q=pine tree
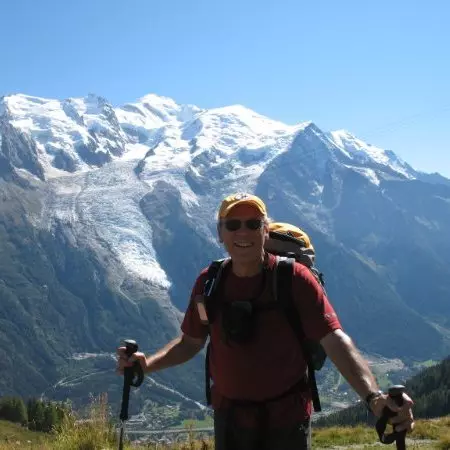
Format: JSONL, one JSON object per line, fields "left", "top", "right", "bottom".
{"left": 0, "top": 397, "right": 27, "bottom": 424}
{"left": 42, "top": 402, "right": 58, "bottom": 432}
{"left": 27, "top": 398, "right": 45, "bottom": 431}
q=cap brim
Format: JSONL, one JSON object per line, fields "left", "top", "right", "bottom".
{"left": 220, "top": 200, "right": 266, "bottom": 218}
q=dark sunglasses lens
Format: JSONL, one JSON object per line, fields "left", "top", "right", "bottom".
{"left": 246, "top": 219, "right": 262, "bottom": 230}
{"left": 225, "top": 219, "right": 242, "bottom": 231}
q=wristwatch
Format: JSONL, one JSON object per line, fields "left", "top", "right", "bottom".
{"left": 365, "top": 390, "right": 383, "bottom": 411}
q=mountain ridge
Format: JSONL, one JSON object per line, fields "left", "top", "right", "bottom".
{"left": 3, "top": 92, "right": 444, "bottom": 183}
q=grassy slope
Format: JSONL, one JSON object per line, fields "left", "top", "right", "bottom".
{"left": 0, "top": 420, "right": 48, "bottom": 446}
{"left": 1, "top": 416, "right": 449, "bottom": 449}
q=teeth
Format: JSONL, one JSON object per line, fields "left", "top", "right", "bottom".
{"left": 234, "top": 242, "right": 252, "bottom": 247}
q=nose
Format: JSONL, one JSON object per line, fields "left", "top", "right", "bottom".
{"left": 235, "top": 226, "right": 252, "bottom": 236}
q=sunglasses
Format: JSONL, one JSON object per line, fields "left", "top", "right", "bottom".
{"left": 222, "top": 218, "right": 264, "bottom": 232}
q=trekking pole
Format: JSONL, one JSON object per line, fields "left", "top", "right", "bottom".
{"left": 118, "top": 339, "right": 144, "bottom": 450}
{"left": 375, "top": 385, "right": 407, "bottom": 450}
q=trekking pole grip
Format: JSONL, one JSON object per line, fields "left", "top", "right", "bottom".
{"left": 389, "top": 385, "right": 407, "bottom": 450}
{"left": 124, "top": 339, "right": 139, "bottom": 357}
{"left": 119, "top": 339, "right": 144, "bottom": 421}
{"left": 375, "top": 385, "right": 407, "bottom": 450}
{"left": 123, "top": 339, "right": 145, "bottom": 387}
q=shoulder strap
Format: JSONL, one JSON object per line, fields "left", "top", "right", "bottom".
{"left": 204, "top": 258, "right": 229, "bottom": 297}
{"left": 274, "top": 256, "right": 322, "bottom": 412}
{"left": 203, "top": 258, "right": 230, "bottom": 323}
{"left": 274, "top": 257, "right": 301, "bottom": 322}
{"left": 203, "top": 258, "right": 229, "bottom": 406}
{"left": 205, "top": 343, "right": 212, "bottom": 405}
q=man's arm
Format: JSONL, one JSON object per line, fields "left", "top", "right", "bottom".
{"left": 117, "top": 333, "right": 207, "bottom": 374}
{"left": 320, "top": 328, "right": 379, "bottom": 399}
{"left": 321, "top": 329, "right": 415, "bottom": 432}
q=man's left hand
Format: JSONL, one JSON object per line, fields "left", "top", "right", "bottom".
{"left": 370, "top": 392, "right": 415, "bottom": 433}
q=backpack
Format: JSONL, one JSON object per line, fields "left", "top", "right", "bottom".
{"left": 266, "top": 222, "right": 325, "bottom": 288}
{"left": 201, "top": 222, "right": 327, "bottom": 412}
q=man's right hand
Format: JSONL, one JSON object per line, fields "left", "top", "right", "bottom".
{"left": 115, "top": 333, "right": 206, "bottom": 376}
{"left": 116, "top": 347, "right": 148, "bottom": 375}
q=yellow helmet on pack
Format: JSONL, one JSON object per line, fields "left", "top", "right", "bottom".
{"left": 268, "top": 222, "right": 314, "bottom": 251}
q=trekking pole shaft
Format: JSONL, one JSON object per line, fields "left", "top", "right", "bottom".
{"left": 118, "top": 375, "right": 131, "bottom": 450}
{"left": 118, "top": 423, "right": 125, "bottom": 450}
{"left": 120, "top": 368, "right": 133, "bottom": 421}
{"left": 117, "top": 339, "right": 141, "bottom": 450}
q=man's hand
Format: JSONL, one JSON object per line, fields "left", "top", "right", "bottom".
{"left": 370, "top": 392, "right": 415, "bottom": 433}
{"left": 116, "top": 348, "right": 147, "bottom": 374}
{"left": 115, "top": 333, "right": 206, "bottom": 376}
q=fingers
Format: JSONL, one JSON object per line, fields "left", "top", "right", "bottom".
{"left": 385, "top": 392, "right": 414, "bottom": 414}
{"left": 401, "top": 392, "right": 414, "bottom": 408}
{"left": 115, "top": 347, "right": 134, "bottom": 375}
{"left": 394, "top": 419, "right": 415, "bottom": 433}
{"left": 391, "top": 414, "right": 415, "bottom": 433}
{"left": 384, "top": 396, "right": 401, "bottom": 413}
{"left": 115, "top": 348, "right": 148, "bottom": 376}
{"left": 389, "top": 394, "right": 415, "bottom": 433}
{"left": 116, "top": 346, "right": 128, "bottom": 357}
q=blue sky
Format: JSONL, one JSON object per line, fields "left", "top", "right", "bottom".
{"left": 1, "top": 0, "right": 449, "bottom": 175}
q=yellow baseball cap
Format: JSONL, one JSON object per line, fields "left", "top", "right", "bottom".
{"left": 218, "top": 193, "right": 267, "bottom": 219}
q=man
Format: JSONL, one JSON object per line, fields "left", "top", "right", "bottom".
{"left": 117, "top": 193, "right": 415, "bottom": 449}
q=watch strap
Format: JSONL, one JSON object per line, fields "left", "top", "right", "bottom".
{"left": 365, "top": 390, "right": 383, "bottom": 410}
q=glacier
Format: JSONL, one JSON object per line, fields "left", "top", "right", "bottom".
{"left": 0, "top": 92, "right": 432, "bottom": 293}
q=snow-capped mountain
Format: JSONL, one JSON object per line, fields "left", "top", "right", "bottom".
{"left": 329, "top": 129, "right": 416, "bottom": 178}
{"left": 0, "top": 92, "right": 421, "bottom": 184}
{"left": 1, "top": 92, "right": 450, "bottom": 414}
{"left": 1, "top": 92, "right": 422, "bottom": 290}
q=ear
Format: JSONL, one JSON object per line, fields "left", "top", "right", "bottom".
{"left": 217, "top": 223, "right": 223, "bottom": 243}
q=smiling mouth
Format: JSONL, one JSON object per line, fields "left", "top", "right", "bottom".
{"left": 234, "top": 242, "right": 253, "bottom": 248}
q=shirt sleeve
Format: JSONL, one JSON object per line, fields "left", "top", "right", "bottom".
{"left": 180, "top": 269, "right": 210, "bottom": 340}
{"left": 292, "top": 263, "right": 342, "bottom": 341}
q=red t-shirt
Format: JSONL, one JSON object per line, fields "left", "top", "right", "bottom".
{"left": 181, "top": 253, "right": 342, "bottom": 427}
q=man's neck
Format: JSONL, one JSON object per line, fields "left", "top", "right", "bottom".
{"left": 231, "top": 256, "right": 265, "bottom": 277}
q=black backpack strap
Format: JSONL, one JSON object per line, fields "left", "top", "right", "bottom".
{"left": 205, "top": 343, "right": 212, "bottom": 405}
{"left": 203, "top": 258, "right": 229, "bottom": 406}
{"left": 275, "top": 257, "right": 322, "bottom": 412}
{"left": 204, "top": 259, "right": 228, "bottom": 297}
{"left": 203, "top": 258, "right": 229, "bottom": 320}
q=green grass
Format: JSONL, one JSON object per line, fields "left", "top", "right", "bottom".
{"left": 1, "top": 395, "right": 449, "bottom": 450}
{"left": 179, "top": 415, "right": 214, "bottom": 429}
{"left": 2, "top": 417, "right": 449, "bottom": 449}
{"left": 313, "top": 424, "right": 377, "bottom": 447}
{"left": 0, "top": 420, "right": 49, "bottom": 448}
{"left": 412, "top": 417, "right": 450, "bottom": 441}
{"left": 414, "top": 360, "right": 439, "bottom": 369}
{"left": 312, "top": 416, "right": 450, "bottom": 449}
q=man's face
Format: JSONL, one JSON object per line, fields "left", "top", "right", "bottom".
{"left": 218, "top": 204, "right": 268, "bottom": 265}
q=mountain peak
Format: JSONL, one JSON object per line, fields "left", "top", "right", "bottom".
{"left": 65, "top": 94, "right": 113, "bottom": 117}
{"left": 210, "top": 103, "right": 259, "bottom": 115}
{"left": 1, "top": 94, "right": 57, "bottom": 118}
{"left": 123, "top": 93, "right": 202, "bottom": 126}
{"left": 202, "top": 104, "right": 297, "bottom": 137}
{"left": 138, "top": 93, "right": 179, "bottom": 108}
{"left": 329, "top": 129, "right": 415, "bottom": 179}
